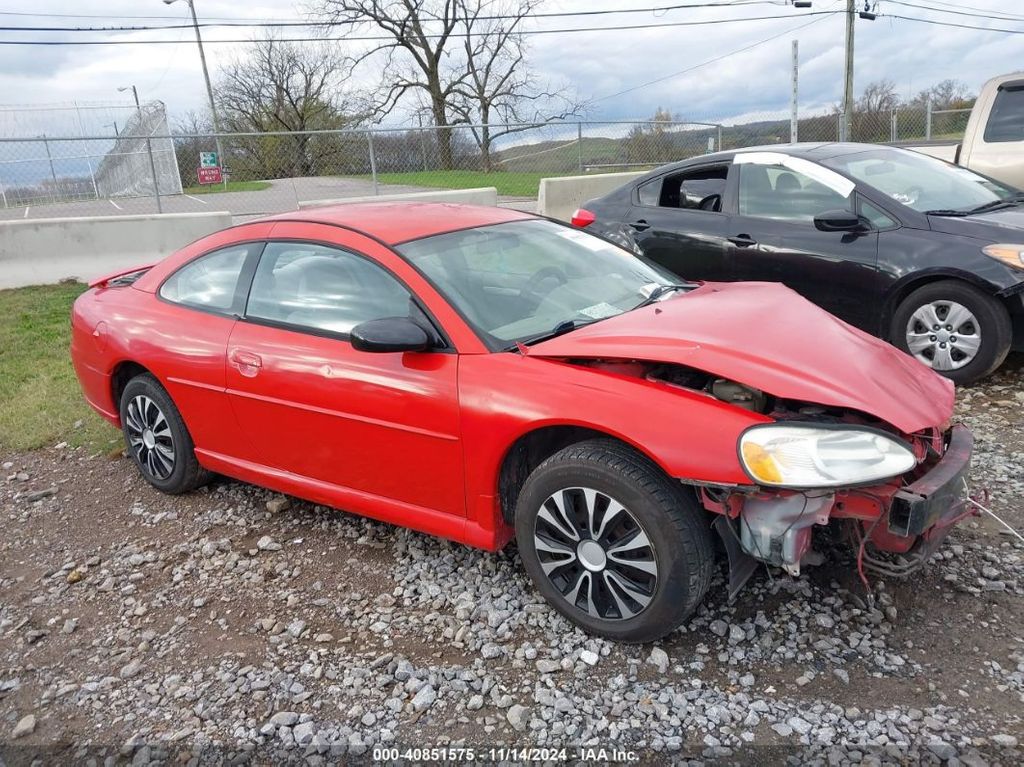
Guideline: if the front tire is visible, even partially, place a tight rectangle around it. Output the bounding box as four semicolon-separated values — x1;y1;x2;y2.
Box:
119;374;212;495
891;280;1011;385
514;439;713;643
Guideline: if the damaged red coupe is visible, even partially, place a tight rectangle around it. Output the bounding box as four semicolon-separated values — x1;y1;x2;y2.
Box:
71;203;974;642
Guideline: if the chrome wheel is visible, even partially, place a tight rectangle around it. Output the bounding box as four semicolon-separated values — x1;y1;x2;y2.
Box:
905;300;981;371
533;487;658;620
124;395;175;480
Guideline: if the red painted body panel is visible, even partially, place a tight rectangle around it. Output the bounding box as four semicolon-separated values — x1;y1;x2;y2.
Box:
529;281;954;434
69;205;959;554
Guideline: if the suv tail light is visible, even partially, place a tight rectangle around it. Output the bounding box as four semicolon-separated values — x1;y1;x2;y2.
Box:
571;208;596;228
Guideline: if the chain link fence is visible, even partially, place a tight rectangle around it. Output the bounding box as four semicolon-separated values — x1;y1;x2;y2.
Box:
0;105;975;219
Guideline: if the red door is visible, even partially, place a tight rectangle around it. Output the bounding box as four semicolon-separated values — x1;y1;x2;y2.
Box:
224;236;465;518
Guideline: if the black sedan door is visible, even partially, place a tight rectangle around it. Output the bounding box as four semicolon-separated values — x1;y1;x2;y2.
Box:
724;159;882;330
626;163;733;282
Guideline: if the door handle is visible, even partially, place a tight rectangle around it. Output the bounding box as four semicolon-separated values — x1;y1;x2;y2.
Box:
629;219;650;232
728;234;757;247
230;350;262;377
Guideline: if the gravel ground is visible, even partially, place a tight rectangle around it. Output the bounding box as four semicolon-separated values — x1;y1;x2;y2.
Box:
1;358;1023;764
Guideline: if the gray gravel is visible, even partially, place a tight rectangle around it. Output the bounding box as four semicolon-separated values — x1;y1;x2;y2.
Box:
1;359;1022;763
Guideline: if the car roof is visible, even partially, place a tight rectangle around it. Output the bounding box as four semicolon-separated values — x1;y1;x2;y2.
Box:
656;141;894;171
258;202;535;245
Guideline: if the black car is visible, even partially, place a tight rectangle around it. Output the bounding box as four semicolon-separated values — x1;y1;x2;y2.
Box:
575;143;1024;384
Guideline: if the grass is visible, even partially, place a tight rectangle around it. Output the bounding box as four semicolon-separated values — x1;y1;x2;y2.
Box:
0;282;118;453
181;180;272;195
372;170;559;198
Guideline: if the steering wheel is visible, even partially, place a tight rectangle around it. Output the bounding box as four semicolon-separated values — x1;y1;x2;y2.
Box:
896;185;924;206
522;266;568;303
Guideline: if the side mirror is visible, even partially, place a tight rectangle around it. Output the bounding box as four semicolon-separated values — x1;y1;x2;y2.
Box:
814;209;864;232
350;317;431;353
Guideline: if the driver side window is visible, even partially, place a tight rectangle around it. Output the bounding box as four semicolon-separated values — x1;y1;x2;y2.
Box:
245;242;417;337
738;163;853;222
639;165;728;212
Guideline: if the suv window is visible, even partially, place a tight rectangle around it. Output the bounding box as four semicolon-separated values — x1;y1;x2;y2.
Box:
246;242;415;336
643;166;727;211
738;163;853;222
159;243;256;312
984;85;1024;143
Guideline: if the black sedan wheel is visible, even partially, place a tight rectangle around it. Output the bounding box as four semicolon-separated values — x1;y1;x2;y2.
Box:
119;374;212;494
515;439;713;643
892;280;1011;385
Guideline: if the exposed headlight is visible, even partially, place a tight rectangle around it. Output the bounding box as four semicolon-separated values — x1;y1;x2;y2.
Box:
739;425;916;488
982;243;1024;269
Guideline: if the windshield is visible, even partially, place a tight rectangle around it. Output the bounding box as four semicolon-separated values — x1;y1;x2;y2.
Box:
398;219;679;348
822;147;1016;213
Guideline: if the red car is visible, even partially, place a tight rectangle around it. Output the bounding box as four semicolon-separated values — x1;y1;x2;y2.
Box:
71;203;973;642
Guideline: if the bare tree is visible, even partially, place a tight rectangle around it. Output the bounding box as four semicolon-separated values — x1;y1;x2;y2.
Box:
215;36;363;177
316;1;467;169
911;78;973;110
449;0;580;172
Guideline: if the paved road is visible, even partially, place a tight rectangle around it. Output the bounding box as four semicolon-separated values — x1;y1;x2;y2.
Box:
0;176;536;222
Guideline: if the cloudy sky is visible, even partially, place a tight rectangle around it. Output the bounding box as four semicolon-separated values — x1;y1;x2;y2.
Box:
0;0;1021;136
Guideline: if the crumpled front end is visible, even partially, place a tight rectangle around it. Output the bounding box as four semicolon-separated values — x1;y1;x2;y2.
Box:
702;409;974;599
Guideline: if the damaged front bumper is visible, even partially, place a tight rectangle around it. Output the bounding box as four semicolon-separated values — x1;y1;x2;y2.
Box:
707;425;974;600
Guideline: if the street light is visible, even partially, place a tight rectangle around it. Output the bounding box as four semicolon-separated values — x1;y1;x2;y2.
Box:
119;84;163;213
163;0;225;186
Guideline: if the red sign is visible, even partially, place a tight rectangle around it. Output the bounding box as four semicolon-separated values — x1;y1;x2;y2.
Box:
196;166;223;185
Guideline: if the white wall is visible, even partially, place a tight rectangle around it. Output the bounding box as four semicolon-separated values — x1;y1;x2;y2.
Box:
0;211;231;289
298;187;498;209
538;172;645;222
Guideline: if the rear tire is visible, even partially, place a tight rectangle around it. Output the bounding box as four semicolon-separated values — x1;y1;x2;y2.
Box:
890;280;1011;385
119;374;212;495
514;439;713;643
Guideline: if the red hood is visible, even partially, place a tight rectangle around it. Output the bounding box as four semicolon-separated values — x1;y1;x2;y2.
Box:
529;282;954;434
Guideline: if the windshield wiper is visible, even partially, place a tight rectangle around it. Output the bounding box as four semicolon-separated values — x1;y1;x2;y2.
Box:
511;318;600;349
926;194;1024;217
631;283;690;310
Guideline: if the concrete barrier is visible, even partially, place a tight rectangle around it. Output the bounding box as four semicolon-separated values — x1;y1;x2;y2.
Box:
299;187;498;209
538;171;646;222
0;211;231;289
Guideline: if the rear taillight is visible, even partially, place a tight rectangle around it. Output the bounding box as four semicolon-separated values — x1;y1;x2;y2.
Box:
570;208;596;228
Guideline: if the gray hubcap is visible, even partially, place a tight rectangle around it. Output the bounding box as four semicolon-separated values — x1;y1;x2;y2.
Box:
125;395;175;480
533;487;658;620
906;300;981;371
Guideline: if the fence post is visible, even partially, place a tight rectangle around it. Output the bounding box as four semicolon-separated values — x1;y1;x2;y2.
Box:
367;130;378;196
86;156;99;200
790;39;799;144
0;178;7;209
890;109;897;143
145;134;163;213
717;124;722;152
925;96;932;141
43;135;58;203
577;122;584;173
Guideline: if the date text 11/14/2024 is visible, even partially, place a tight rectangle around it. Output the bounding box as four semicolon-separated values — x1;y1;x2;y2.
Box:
372;746;640;762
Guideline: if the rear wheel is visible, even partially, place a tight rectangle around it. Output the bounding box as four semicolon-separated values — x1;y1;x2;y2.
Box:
891;280;1011;385
514;439;713;643
119;374;212;494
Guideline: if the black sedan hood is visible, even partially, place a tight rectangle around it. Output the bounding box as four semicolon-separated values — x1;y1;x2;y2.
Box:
929;206;1024;241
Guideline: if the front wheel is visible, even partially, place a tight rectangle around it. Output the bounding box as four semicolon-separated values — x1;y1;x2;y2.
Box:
891;280;1011;385
514;439;714;643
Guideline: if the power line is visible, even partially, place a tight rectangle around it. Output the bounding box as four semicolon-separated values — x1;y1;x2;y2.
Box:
0;2;792;29
0;10;843;46
885;1;1024;23
883;13;1024;34
590;11;835;102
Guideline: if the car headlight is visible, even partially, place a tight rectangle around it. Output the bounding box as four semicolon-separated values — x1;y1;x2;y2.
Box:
982;244;1024;269
739;425;916;488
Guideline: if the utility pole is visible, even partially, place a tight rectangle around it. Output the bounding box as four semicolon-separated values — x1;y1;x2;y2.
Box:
790;40;799;143
164;0;226;188
842;0;855;141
